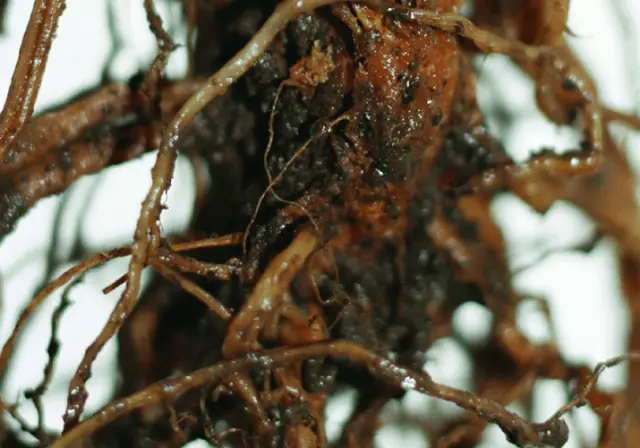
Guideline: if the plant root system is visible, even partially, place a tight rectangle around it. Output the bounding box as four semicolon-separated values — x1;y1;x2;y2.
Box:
1;0;639;447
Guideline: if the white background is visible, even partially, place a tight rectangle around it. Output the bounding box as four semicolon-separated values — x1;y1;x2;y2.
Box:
0;0;639;446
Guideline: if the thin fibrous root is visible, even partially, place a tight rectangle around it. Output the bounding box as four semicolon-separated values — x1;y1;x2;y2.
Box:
49;340;586;448
0;247;131;375
24;280;74;441
102;234;243;293
149;258;232;321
